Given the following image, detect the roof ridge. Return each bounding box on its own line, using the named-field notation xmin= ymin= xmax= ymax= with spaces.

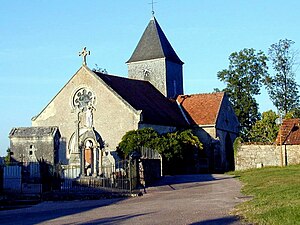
xmin=282 ymin=124 xmax=296 ymax=144
xmin=94 ymin=71 xmax=151 ymax=84
xmin=178 ymin=92 xmax=225 ymax=97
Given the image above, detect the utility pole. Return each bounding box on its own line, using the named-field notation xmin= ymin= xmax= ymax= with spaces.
xmin=275 ymin=114 xmax=284 ymax=167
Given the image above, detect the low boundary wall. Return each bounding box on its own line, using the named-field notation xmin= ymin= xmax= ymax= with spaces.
xmin=235 ymin=144 xmax=300 ymax=170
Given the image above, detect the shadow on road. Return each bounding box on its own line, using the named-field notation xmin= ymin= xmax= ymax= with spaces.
xmin=149 ymin=174 xmax=232 ymax=187
xmin=77 ymin=212 xmax=154 ymax=225
xmin=0 ymin=174 xmax=239 ymax=225
xmin=190 ymin=216 xmax=240 ymax=225
xmin=0 ymin=198 xmax=126 ymax=225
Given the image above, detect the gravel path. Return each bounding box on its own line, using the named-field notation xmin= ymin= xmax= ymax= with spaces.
xmin=0 ymin=174 xmax=246 ymax=225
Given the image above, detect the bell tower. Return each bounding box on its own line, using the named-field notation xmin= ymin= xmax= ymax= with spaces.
xmin=126 ymin=16 xmax=184 ymax=98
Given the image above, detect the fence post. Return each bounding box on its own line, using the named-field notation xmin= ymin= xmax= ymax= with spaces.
xmin=129 ymin=159 xmax=132 ymax=193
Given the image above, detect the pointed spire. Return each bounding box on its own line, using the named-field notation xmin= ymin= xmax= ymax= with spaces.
xmin=126 ymin=17 xmax=184 ymax=65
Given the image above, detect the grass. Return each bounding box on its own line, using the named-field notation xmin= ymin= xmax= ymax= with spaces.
xmin=231 ymin=165 xmax=300 ymax=225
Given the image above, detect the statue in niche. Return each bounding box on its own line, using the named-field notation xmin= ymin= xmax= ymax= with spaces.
xmin=85 ymin=103 xmax=95 ymax=127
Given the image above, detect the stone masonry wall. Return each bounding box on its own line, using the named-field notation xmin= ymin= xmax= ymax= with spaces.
xmin=128 ymin=59 xmax=167 ymax=96
xmin=235 ymin=144 xmax=300 ymax=170
xmin=32 ymin=67 xmax=141 ymax=163
xmin=10 ymin=136 xmax=55 ymax=164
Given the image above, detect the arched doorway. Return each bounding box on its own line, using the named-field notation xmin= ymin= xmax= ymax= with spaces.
xmin=84 ymin=140 xmax=93 ymax=176
xmin=225 ymin=133 xmax=235 ymax=171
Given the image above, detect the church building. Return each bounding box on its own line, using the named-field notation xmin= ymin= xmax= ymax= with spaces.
xmin=9 ymin=16 xmax=239 ymax=175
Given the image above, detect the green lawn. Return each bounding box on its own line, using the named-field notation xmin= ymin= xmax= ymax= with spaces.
xmin=231 ymin=165 xmax=300 ymax=225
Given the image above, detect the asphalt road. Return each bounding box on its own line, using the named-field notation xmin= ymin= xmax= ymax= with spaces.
xmin=0 ymin=174 xmax=246 ymax=225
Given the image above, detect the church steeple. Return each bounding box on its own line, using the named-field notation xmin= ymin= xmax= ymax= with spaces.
xmin=127 ymin=16 xmax=183 ymax=65
xmin=127 ymin=16 xmax=184 ymax=98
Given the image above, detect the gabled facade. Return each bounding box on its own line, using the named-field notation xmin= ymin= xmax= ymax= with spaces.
xmin=31 ymin=66 xmax=141 ymax=166
xmin=29 ymin=65 xmax=186 ymax=175
xmin=177 ymin=93 xmax=239 ymax=171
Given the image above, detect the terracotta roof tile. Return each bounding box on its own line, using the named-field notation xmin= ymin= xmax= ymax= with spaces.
xmin=177 ymin=93 xmax=224 ymax=125
xmin=277 ymin=118 xmax=300 ymax=145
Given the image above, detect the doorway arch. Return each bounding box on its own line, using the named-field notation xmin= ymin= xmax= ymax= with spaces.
xmin=225 ymin=133 xmax=235 ymax=171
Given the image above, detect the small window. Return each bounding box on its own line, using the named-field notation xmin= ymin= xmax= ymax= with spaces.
xmin=30 ymin=145 xmax=33 ymax=149
xmin=29 ymin=151 xmax=33 ymax=155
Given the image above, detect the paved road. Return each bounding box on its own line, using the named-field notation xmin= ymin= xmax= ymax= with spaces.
xmin=0 ymin=174 xmax=246 ymax=225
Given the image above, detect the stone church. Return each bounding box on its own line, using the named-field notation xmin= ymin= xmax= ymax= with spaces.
xmin=9 ymin=16 xmax=239 ymax=175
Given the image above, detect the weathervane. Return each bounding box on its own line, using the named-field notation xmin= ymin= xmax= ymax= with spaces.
xmin=149 ymin=0 xmax=157 ymax=16
xmin=79 ymin=47 xmax=90 ymax=66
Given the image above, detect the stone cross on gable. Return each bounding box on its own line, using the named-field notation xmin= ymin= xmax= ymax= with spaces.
xmin=79 ymin=47 xmax=90 ymax=66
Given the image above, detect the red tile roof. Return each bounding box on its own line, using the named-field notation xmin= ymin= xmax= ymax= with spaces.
xmin=277 ymin=118 xmax=300 ymax=145
xmin=177 ymin=93 xmax=224 ymax=125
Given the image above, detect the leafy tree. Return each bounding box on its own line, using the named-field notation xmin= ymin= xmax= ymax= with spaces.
xmin=217 ymin=48 xmax=268 ymax=140
xmin=4 ymin=147 xmax=11 ymax=165
xmin=116 ymin=128 xmax=159 ymax=158
xmin=92 ymin=64 xmax=108 ymax=74
xmin=285 ymin=108 xmax=300 ymax=119
xmin=157 ymin=130 xmax=202 ymax=174
xmin=249 ymin=110 xmax=279 ymax=143
xmin=265 ymin=39 xmax=300 ymax=115
xmin=213 ymin=88 xmax=222 ymax=93
xmin=155 ymin=130 xmax=202 ymax=161
xmin=117 ymin=128 xmax=203 ymax=174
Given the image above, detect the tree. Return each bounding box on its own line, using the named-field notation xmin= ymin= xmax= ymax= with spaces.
xmin=157 ymin=130 xmax=203 ymax=174
xmin=285 ymin=108 xmax=300 ymax=119
xmin=248 ymin=110 xmax=279 ymax=143
xmin=116 ymin=128 xmax=159 ymax=158
xmin=92 ymin=64 xmax=108 ymax=74
xmin=265 ymin=39 xmax=300 ymax=115
xmin=155 ymin=130 xmax=202 ymax=161
xmin=4 ymin=147 xmax=11 ymax=165
xmin=116 ymin=128 xmax=203 ymax=174
xmin=217 ymin=48 xmax=268 ymax=140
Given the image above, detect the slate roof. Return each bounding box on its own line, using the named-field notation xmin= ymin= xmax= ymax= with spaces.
xmin=176 ymin=93 xmax=224 ymax=125
xmin=276 ymin=118 xmax=300 ymax=145
xmin=94 ymin=72 xmax=188 ymax=127
xmin=126 ymin=16 xmax=183 ymax=65
xmin=9 ymin=127 xmax=59 ymax=138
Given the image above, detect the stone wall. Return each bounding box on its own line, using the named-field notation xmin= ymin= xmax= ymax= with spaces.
xmin=32 ymin=67 xmax=141 ymax=163
xmin=235 ymin=144 xmax=300 ymax=170
xmin=166 ymin=61 xmax=183 ymax=97
xmin=128 ymin=59 xmax=168 ymax=96
xmin=10 ymin=136 xmax=57 ymax=165
xmin=127 ymin=58 xmax=183 ymax=98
